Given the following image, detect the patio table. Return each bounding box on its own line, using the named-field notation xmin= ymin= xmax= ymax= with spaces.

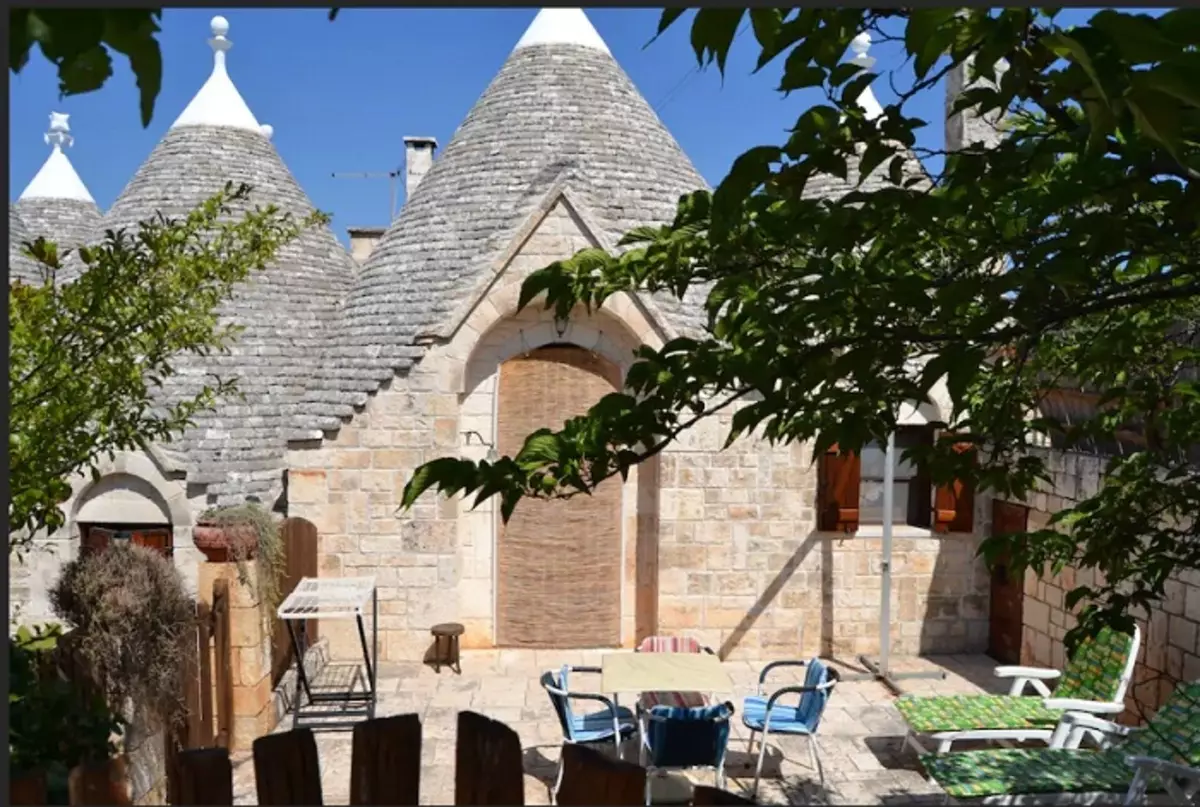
xmin=278 ymin=575 xmax=378 ymax=729
xmin=601 ymin=651 xmax=732 ymax=695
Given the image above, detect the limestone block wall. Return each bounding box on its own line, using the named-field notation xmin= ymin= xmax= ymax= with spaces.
xmin=198 ymin=562 xmax=276 ymax=749
xmin=10 ymin=449 xmax=205 ymax=627
xmin=653 ymin=401 xmax=991 ymax=660
xmin=1012 ymin=448 xmax=1200 ymax=721
xmin=285 ymin=197 xmax=666 ymax=661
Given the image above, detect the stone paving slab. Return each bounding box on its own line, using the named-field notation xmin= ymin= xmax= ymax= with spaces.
xmin=232 ymin=651 xmax=1004 ymax=805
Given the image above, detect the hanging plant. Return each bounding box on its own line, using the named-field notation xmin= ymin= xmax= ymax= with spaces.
xmin=194 ymin=501 xmax=286 ymax=621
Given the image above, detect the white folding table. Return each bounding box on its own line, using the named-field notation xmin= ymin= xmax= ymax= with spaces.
xmin=277 ymin=575 xmax=378 ymax=730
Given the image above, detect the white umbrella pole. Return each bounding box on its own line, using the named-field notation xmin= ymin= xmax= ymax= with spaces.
xmin=851 ymin=428 xmax=946 ymax=694
xmin=879 ymin=429 xmax=895 ymax=677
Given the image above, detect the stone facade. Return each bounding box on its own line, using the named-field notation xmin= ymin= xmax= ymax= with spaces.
xmin=1013 ymin=448 xmax=1200 ymax=722
xmin=283 ymin=195 xmax=992 ymax=664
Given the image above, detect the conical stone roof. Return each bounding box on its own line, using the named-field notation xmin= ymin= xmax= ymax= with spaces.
xmin=9 ymin=205 xmax=43 ymax=285
xmin=294 ymin=8 xmax=711 ymax=433
xmin=16 ymin=112 xmax=103 ymax=282
xmin=102 ymin=16 xmax=356 ymax=504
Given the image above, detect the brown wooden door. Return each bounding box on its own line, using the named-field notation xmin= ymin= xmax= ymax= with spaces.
xmin=495 ymin=345 xmax=623 ymax=648
xmin=988 ymin=499 xmax=1028 ymax=664
xmin=272 ymin=517 xmax=319 ymax=686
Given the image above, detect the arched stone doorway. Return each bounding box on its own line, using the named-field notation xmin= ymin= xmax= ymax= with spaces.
xmin=494 ymin=344 xmax=624 ymax=648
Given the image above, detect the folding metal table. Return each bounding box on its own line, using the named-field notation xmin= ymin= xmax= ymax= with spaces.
xmin=277 ymin=575 xmax=378 ymax=730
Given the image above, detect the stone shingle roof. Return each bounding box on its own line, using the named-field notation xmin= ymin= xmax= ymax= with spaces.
xmin=15 ymin=112 xmax=102 ymax=281
xmin=293 ymin=11 xmax=713 ymax=435
xmin=9 ymin=205 xmax=43 ymax=285
xmin=101 ymin=124 xmax=356 ymax=504
xmin=97 ymin=17 xmax=357 ymax=505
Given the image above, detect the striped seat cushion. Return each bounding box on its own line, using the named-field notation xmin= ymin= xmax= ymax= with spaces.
xmin=638 ymin=635 xmax=704 ymax=653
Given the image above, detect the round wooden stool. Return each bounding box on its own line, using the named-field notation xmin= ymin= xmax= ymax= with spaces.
xmin=430 ymin=622 xmax=465 ymax=674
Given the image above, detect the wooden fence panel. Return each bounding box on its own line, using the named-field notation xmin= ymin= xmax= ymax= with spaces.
xmin=10 ymin=772 xmax=48 ymax=805
xmin=212 ymin=579 xmax=234 ymax=749
xmin=68 ymin=758 xmax=131 ymax=806
xmin=196 ymin=601 xmax=216 ymax=747
xmin=174 ymin=748 xmax=234 ymax=806
xmin=454 ymin=711 xmax=525 ymax=806
xmin=253 ymin=728 xmax=324 ymax=806
xmin=556 ymin=743 xmax=645 ymax=806
xmin=273 ymin=517 xmax=319 ymax=687
xmin=349 ymin=714 xmax=422 ymax=806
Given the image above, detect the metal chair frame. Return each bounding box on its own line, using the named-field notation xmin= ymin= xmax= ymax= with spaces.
xmin=745 ymin=661 xmax=840 ymax=800
xmin=638 ymin=702 xmax=735 ymax=806
xmin=541 ymin=666 xmax=632 ymax=803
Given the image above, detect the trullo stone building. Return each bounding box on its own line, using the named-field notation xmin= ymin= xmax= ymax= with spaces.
xmin=11 ymin=10 xmax=993 ymax=665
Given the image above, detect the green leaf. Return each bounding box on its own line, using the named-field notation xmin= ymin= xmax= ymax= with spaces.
xmin=328 ymin=8 xmax=340 ymax=22
xmin=1041 ymin=32 xmax=1109 ymax=107
xmin=858 ymin=142 xmax=895 ymax=184
xmin=905 ymin=9 xmax=957 ymax=80
xmin=689 ymin=8 xmax=745 ymax=74
xmin=101 ymin=10 xmax=163 ymax=128
xmin=1128 ymin=90 xmax=1183 ymax=161
xmin=748 ymin=8 xmax=782 ymax=52
xmin=653 ymin=8 xmax=689 ymax=42
xmin=55 ymin=44 xmax=113 ymax=98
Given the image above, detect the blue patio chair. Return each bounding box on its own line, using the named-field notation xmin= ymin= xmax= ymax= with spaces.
xmin=541 ymin=665 xmax=637 ymax=801
xmin=741 ymin=657 xmax=839 ymax=799
xmin=638 ymin=700 xmax=735 ymax=805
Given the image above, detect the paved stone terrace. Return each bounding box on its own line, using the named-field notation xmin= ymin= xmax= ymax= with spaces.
xmin=232 ymin=651 xmax=1003 ymax=805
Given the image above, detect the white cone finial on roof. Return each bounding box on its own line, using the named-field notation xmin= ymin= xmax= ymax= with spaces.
xmin=260 ymin=124 xmax=274 ymax=140
xmin=170 ymin=15 xmax=262 ymax=132
xmin=19 ymin=112 xmax=94 ymax=202
xmin=848 ymin=32 xmax=883 ymax=120
xmin=514 ymin=8 xmax=611 ymax=54
xmin=45 ymin=112 xmax=73 ymax=149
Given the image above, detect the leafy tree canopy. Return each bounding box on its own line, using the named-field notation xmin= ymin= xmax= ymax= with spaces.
xmin=8 ymin=8 xmax=341 ymax=127
xmin=402 ymin=7 xmax=1200 ymax=647
xmin=9 ymin=184 xmax=322 ymax=556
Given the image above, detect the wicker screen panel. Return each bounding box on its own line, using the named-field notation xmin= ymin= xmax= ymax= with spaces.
xmin=496 ymin=345 xmax=623 ymax=648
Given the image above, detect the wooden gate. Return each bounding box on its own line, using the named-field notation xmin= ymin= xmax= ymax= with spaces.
xmin=272 ymin=517 xmax=319 ymax=686
xmin=988 ymin=499 xmax=1029 ymax=665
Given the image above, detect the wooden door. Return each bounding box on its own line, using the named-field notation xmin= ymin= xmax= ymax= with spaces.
xmin=495 ymin=345 xmax=623 ymax=648
xmin=272 ymin=517 xmax=319 ymax=686
xmin=988 ymin=499 xmax=1028 ymax=664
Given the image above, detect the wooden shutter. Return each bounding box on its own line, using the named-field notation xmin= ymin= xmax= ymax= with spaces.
xmin=83 ymin=526 xmax=115 ymax=556
xmin=131 ymin=528 xmax=171 ymax=557
xmin=818 ymin=446 xmax=861 ymax=533
xmin=934 ymin=441 xmax=976 ymax=533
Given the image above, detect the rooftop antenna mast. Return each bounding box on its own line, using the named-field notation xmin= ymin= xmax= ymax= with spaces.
xmin=330 ymin=168 xmax=401 ymax=222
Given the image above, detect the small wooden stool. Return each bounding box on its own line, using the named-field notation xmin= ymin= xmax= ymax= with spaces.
xmin=430 ymin=622 xmax=465 ymax=674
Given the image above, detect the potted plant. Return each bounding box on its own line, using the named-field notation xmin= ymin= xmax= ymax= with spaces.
xmin=9 ymin=623 xmax=125 ymax=806
xmin=193 ymin=500 xmax=287 ymax=619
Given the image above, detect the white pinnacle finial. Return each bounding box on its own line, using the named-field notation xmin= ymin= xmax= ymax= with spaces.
xmin=514 ymin=9 xmax=611 ymax=55
xmin=260 ymin=124 xmax=273 ymax=140
xmin=44 ymin=112 xmax=73 ymax=150
xmin=170 ymin=14 xmax=260 ymax=131
xmin=209 ymin=16 xmax=231 ymax=68
xmin=850 ymin=32 xmax=875 ymax=69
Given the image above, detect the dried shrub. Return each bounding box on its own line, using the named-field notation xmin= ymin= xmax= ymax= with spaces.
xmin=49 ymin=542 xmax=196 ymax=727
xmin=199 ymin=501 xmax=287 ymax=624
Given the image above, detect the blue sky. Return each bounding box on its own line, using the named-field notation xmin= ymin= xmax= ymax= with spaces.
xmin=8 ymin=8 xmax=1098 ymax=245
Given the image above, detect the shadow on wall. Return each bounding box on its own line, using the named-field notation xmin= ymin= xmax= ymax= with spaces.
xmin=712 ymin=528 xmax=990 ymax=663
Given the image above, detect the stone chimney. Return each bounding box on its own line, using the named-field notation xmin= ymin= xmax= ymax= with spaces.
xmin=346 ymin=226 xmax=386 ymax=265
xmin=403 ymin=136 xmax=438 ymax=200
xmin=945 ymin=55 xmax=1008 ymax=152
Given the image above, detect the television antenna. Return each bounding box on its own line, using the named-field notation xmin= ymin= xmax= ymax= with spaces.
xmin=331 ymin=168 xmax=401 ymax=222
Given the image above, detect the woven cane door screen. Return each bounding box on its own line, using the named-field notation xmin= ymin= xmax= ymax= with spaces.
xmin=495 ymin=345 xmax=623 ymax=648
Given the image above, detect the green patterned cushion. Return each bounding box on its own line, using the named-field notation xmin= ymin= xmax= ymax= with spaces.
xmin=1054 ymin=627 xmax=1135 ymax=702
xmin=921 ymin=748 xmax=1133 ymax=798
xmin=896 ymin=694 xmax=1062 ymax=733
xmin=921 ymin=682 xmax=1200 ymax=800
xmin=1122 ymin=682 xmax=1200 ymax=767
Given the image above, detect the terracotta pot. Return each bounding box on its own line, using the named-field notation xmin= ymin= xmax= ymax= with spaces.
xmin=10 ymin=770 xmax=47 ymax=806
xmin=192 ymin=522 xmax=259 ymax=563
